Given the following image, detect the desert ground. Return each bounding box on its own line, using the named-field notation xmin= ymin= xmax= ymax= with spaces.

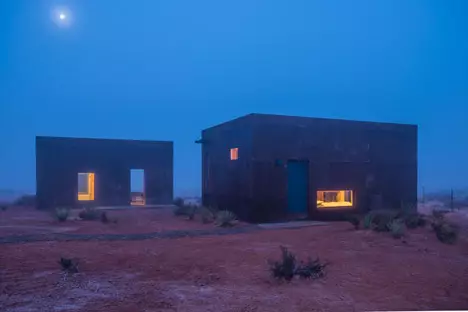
xmin=1 ymin=204 xmax=468 ymax=312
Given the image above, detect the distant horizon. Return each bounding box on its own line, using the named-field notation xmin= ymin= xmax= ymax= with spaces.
xmin=1 ymin=0 xmax=468 ymax=195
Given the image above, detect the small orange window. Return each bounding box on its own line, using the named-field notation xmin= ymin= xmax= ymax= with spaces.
xmin=230 ymin=148 xmax=239 ymax=160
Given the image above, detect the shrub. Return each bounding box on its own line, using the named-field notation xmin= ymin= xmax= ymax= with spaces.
xmin=59 ymin=257 xmax=79 ymax=274
xmin=200 ymin=206 xmax=216 ymax=224
xmin=363 ymin=210 xmax=399 ymax=232
xmin=403 ymin=213 xmax=426 ymax=229
xmin=173 ymin=197 xmax=184 ymax=207
xmin=268 ymin=246 xmax=297 ymax=281
xmin=432 ymin=220 xmax=458 ymax=244
xmin=100 ymin=211 xmax=109 ymax=223
xmin=346 ymin=214 xmax=360 ymax=230
xmin=432 ymin=210 xmax=446 ymax=220
xmin=295 ymin=257 xmax=329 ymax=279
xmin=78 ymin=207 xmax=100 ymax=221
xmin=387 ymin=219 xmax=406 ymax=239
xmin=13 ymin=194 xmax=36 ymax=207
xmin=215 ymin=210 xmax=238 ymax=227
xmin=0 ymin=205 xmax=7 ymax=211
xmin=55 ymin=207 xmax=70 ymax=222
xmin=187 ymin=205 xmax=198 ymax=220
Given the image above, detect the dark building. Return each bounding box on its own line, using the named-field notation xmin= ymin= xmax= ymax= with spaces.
xmin=199 ymin=113 xmax=417 ymax=223
xmin=36 ymin=136 xmax=173 ymax=210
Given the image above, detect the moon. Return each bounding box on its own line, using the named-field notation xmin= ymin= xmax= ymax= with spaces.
xmin=51 ymin=7 xmax=73 ymax=28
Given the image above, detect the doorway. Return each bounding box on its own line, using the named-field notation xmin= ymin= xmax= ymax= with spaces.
xmin=130 ymin=169 xmax=145 ymax=206
xmin=287 ymin=160 xmax=309 ymax=215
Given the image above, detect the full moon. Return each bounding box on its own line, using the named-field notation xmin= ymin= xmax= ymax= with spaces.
xmin=51 ymin=6 xmax=73 ymax=27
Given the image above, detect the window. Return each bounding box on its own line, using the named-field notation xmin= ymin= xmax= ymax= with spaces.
xmin=230 ymin=148 xmax=239 ymax=160
xmin=77 ymin=173 xmax=95 ymax=201
xmin=130 ymin=169 xmax=145 ymax=206
xmin=317 ymin=190 xmax=353 ymax=209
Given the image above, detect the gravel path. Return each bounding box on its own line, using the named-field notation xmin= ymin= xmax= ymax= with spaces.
xmin=0 ymin=225 xmax=264 ymax=244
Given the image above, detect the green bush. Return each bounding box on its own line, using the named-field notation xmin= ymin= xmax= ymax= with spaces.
xmin=268 ymin=246 xmax=297 ymax=281
xmin=78 ymin=207 xmax=100 ymax=221
xmin=215 ymin=210 xmax=238 ymax=227
xmin=55 ymin=207 xmax=70 ymax=222
xmin=387 ymin=219 xmax=406 ymax=239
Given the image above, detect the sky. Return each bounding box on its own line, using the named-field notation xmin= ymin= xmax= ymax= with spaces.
xmin=0 ymin=0 xmax=467 ymax=197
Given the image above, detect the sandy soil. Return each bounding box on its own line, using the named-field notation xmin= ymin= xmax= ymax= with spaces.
xmin=1 ymin=222 xmax=468 ymax=311
xmin=0 ymin=206 xmax=226 ymax=236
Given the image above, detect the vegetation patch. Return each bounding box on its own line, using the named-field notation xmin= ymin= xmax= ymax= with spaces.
xmin=268 ymin=246 xmax=328 ymax=282
xmin=55 ymin=207 xmax=70 ymax=222
xmin=59 ymin=257 xmax=79 ymax=274
xmin=431 ymin=218 xmax=458 ymax=244
xmin=78 ymin=207 xmax=100 ymax=221
xmin=215 ymin=210 xmax=238 ymax=227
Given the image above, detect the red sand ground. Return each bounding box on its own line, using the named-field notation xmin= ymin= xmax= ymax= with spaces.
xmin=1 ymin=210 xmax=468 ymax=312
xmin=0 ymin=206 xmax=226 ymax=236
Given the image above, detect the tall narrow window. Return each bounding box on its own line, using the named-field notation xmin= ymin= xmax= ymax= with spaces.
xmin=77 ymin=173 xmax=95 ymax=201
xmin=230 ymin=148 xmax=239 ymax=160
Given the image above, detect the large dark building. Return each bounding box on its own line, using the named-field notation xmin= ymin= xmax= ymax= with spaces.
xmin=199 ymin=113 xmax=417 ymax=223
xmin=36 ymin=136 xmax=173 ymax=210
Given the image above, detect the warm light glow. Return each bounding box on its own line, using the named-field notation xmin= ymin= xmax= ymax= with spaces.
xmin=230 ymin=148 xmax=239 ymax=160
xmin=317 ymin=190 xmax=353 ymax=209
xmin=78 ymin=173 xmax=95 ymax=201
xmin=131 ymin=193 xmax=146 ymax=206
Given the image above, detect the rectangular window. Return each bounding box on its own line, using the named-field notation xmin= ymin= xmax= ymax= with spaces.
xmin=317 ymin=190 xmax=353 ymax=209
xmin=230 ymin=148 xmax=239 ymax=160
xmin=77 ymin=173 xmax=95 ymax=201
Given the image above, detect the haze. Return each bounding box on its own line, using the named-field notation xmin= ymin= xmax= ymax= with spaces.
xmin=1 ymin=0 xmax=467 ymax=197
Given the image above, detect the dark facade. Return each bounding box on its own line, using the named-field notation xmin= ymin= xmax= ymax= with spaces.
xmin=36 ymin=136 xmax=173 ymax=210
xmin=200 ymin=113 xmax=417 ymax=223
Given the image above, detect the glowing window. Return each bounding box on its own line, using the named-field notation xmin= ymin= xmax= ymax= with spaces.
xmin=317 ymin=190 xmax=353 ymax=209
xmin=77 ymin=173 xmax=95 ymax=201
xmin=230 ymin=148 xmax=239 ymax=160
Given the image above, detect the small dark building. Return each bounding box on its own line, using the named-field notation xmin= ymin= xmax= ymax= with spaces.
xmin=36 ymin=136 xmax=173 ymax=210
xmin=199 ymin=113 xmax=417 ymax=223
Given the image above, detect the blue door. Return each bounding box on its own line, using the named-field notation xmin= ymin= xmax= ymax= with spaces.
xmin=287 ymin=160 xmax=309 ymax=214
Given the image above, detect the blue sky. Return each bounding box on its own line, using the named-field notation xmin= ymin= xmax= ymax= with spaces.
xmin=1 ymin=0 xmax=467 ymax=196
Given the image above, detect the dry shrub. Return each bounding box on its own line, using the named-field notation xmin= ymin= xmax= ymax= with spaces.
xmin=296 ymin=257 xmax=329 ymax=279
xmin=215 ymin=210 xmax=238 ymax=227
xmin=200 ymin=206 xmax=216 ymax=224
xmin=78 ymin=207 xmax=100 ymax=221
xmin=173 ymin=197 xmax=184 ymax=207
xmin=363 ymin=210 xmax=399 ymax=232
xmin=59 ymin=257 xmax=79 ymax=273
xmin=268 ymin=246 xmax=297 ymax=281
xmin=55 ymin=207 xmax=70 ymax=222
xmin=346 ymin=214 xmax=360 ymax=230
xmin=268 ymin=246 xmax=328 ymax=282
xmin=388 ymin=219 xmax=406 ymax=239
xmin=431 ymin=219 xmax=458 ymax=244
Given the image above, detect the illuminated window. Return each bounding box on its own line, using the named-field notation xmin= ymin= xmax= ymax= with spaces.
xmin=230 ymin=148 xmax=239 ymax=160
xmin=77 ymin=173 xmax=95 ymax=201
xmin=317 ymin=190 xmax=353 ymax=209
